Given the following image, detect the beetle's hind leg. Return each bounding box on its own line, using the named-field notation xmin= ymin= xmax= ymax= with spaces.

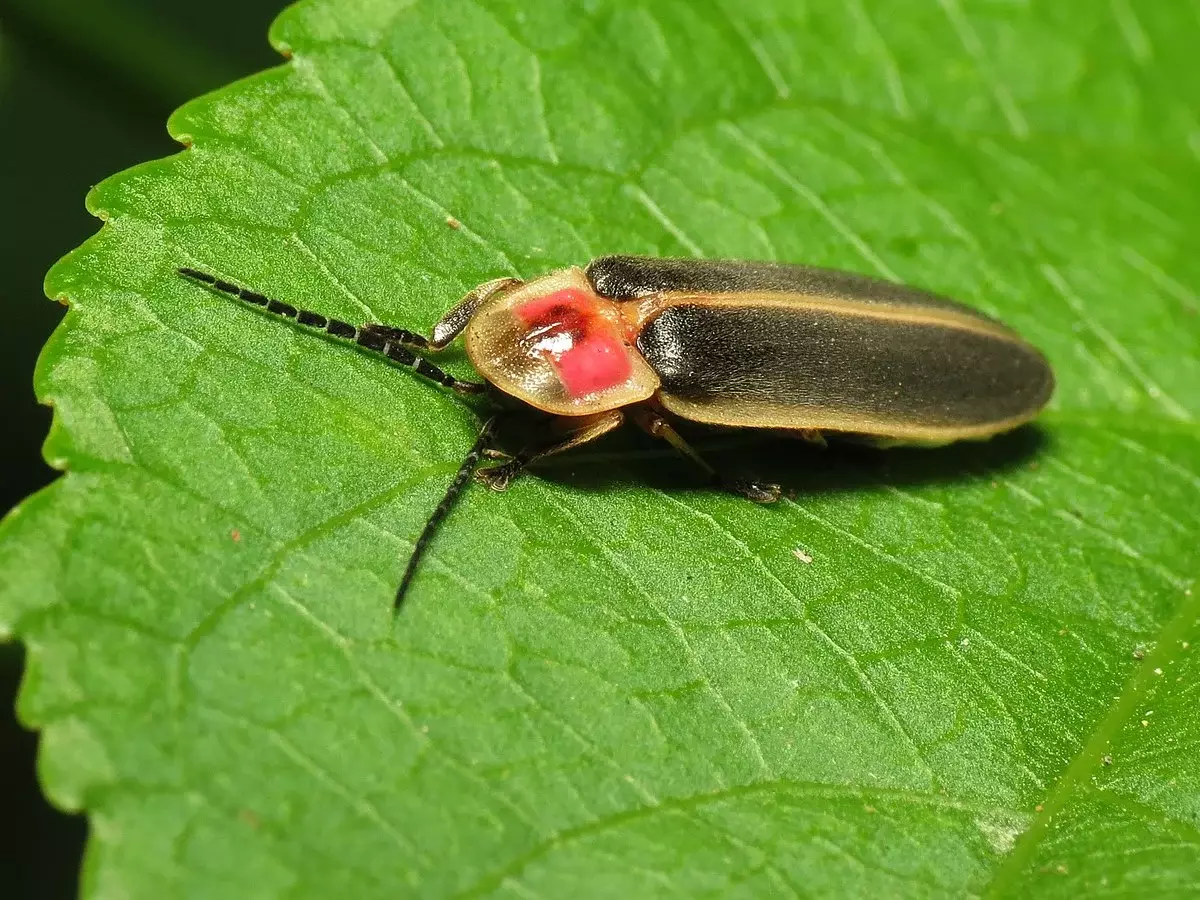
xmin=629 ymin=408 xmax=781 ymax=503
xmin=475 ymin=410 xmax=625 ymax=491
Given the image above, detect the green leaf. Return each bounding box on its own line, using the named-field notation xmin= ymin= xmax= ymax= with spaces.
xmin=4 ymin=0 xmax=1200 ymax=895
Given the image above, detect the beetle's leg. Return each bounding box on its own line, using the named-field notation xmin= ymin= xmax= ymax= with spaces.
xmin=475 ymin=410 xmax=624 ymax=491
xmin=309 ymin=276 xmax=522 ymax=351
xmin=429 ymin=277 xmax=523 ymax=349
xmin=179 ymin=268 xmax=489 ymax=394
xmin=357 ymin=323 xmax=433 ymax=350
xmin=629 ymin=408 xmax=781 ymax=503
xmin=796 ymin=428 xmax=828 ymax=448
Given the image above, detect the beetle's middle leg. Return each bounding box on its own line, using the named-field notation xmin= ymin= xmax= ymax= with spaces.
xmin=628 ymin=408 xmax=781 ymax=503
xmin=475 ymin=410 xmax=625 ymax=491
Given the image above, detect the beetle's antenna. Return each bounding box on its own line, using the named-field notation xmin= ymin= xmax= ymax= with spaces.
xmin=396 ymin=416 xmax=498 ymax=611
xmin=178 ymin=267 xmax=487 ymax=394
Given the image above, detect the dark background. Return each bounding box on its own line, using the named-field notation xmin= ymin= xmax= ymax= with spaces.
xmin=0 ymin=1 xmax=284 ymax=895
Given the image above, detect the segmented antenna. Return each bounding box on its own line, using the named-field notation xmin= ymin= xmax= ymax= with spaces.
xmin=396 ymin=417 xmax=498 ymax=609
xmin=180 ymin=267 xmax=505 ymax=612
xmin=178 ymin=267 xmax=487 ymax=394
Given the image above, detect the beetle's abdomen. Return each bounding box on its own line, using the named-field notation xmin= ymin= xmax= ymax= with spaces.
xmin=637 ymin=303 xmax=1054 ymax=440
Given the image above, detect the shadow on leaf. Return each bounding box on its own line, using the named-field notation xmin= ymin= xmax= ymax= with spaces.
xmin=520 ymin=419 xmax=1049 ymax=501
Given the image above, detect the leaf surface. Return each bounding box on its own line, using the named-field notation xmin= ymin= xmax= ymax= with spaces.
xmin=3 ymin=1 xmax=1200 ymax=896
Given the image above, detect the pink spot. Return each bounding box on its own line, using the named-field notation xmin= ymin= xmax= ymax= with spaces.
xmin=514 ymin=289 xmax=631 ymax=398
xmin=556 ymin=333 xmax=631 ymax=396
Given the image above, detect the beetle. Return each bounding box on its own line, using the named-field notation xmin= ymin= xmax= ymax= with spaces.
xmin=179 ymin=255 xmax=1054 ymax=608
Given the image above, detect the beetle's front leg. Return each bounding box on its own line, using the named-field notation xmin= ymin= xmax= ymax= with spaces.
xmin=628 ymin=407 xmax=781 ymax=503
xmin=358 ymin=276 xmax=524 ymax=352
xmin=433 ymin=276 xmax=524 ymax=349
xmin=475 ymin=410 xmax=625 ymax=491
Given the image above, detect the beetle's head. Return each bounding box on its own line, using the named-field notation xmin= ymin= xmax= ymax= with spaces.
xmin=464 ymin=267 xmax=660 ymax=416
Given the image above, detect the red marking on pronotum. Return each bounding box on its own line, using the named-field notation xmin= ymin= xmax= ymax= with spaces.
xmin=514 ymin=288 xmax=631 ymax=397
